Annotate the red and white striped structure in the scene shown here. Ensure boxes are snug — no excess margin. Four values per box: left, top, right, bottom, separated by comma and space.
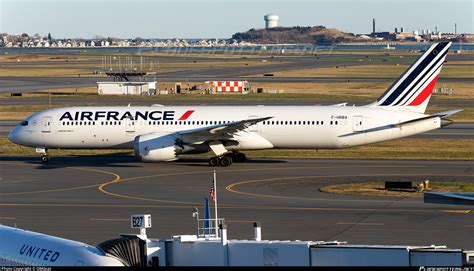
206, 81, 249, 94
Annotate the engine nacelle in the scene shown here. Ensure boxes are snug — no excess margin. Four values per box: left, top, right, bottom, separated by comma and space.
133, 133, 182, 162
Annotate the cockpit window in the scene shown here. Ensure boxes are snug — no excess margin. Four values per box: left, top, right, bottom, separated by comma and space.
19, 121, 28, 126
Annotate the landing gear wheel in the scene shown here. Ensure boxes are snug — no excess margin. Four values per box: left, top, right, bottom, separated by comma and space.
209, 156, 220, 167
219, 155, 233, 167
41, 155, 50, 163
235, 153, 247, 163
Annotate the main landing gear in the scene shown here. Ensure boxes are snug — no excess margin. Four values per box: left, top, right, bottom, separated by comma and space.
208, 152, 247, 167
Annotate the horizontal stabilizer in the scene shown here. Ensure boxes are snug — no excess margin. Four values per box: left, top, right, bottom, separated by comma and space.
339, 110, 462, 138
393, 116, 438, 127
430, 109, 463, 118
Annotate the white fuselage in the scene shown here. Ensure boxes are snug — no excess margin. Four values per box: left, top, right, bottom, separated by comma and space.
0, 225, 123, 266
9, 105, 441, 153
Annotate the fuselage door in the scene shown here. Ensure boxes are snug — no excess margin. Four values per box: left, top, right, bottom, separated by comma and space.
353, 115, 364, 132
42, 116, 52, 133
126, 117, 135, 132
248, 115, 259, 132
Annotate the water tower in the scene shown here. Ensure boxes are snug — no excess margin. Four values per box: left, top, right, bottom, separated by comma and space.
264, 14, 279, 29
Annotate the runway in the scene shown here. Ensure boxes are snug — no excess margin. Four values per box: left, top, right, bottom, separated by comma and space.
1, 121, 472, 139
0, 157, 472, 249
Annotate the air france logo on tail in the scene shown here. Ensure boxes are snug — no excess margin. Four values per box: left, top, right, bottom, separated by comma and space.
376, 42, 451, 110
59, 110, 195, 121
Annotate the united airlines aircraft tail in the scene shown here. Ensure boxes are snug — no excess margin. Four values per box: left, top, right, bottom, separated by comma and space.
371, 41, 451, 114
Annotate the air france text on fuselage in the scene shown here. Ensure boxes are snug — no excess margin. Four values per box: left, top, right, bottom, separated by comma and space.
59, 110, 179, 122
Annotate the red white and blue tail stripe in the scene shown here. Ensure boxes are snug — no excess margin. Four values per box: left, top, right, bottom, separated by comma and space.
374, 42, 451, 113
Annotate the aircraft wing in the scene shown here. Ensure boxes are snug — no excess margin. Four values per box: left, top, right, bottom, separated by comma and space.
177, 116, 273, 143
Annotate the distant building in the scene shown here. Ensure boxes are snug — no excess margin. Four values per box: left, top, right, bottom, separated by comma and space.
396, 32, 416, 40
97, 82, 157, 95
372, 31, 397, 40
264, 14, 279, 29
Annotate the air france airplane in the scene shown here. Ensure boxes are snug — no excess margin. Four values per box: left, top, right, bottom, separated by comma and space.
8, 42, 460, 167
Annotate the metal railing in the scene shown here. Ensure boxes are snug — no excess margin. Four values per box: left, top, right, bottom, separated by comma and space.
196, 218, 225, 238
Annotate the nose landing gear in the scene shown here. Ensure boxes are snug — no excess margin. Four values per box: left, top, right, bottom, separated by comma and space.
41, 155, 50, 163
36, 147, 49, 163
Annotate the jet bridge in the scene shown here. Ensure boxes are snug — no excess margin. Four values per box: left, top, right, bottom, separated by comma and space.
103, 214, 474, 267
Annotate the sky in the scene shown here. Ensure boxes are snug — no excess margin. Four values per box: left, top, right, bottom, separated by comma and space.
0, 0, 472, 39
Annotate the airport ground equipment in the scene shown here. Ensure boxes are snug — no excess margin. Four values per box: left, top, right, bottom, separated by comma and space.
384, 181, 413, 190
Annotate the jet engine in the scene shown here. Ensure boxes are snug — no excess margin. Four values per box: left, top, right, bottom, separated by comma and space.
133, 133, 182, 162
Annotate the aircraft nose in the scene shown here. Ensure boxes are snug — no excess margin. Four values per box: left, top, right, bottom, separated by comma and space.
7, 126, 20, 144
